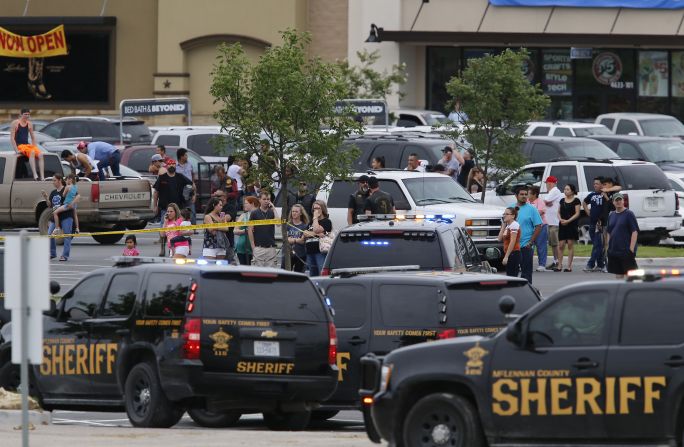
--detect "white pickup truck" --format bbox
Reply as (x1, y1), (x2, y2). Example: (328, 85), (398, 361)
(0, 152), (154, 244)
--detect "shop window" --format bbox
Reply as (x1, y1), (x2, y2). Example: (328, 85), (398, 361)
(542, 48), (572, 120)
(426, 47), (461, 113)
(575, 49), (636, 119)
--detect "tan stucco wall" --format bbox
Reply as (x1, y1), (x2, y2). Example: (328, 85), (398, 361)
(308, 0), (348, 62)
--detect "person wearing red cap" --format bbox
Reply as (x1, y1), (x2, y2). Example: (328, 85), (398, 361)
(77, 140), (121, 180)
(543, 175), (563, 271)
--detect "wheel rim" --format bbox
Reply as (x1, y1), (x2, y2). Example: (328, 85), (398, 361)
(413, 404), (464, 447)
(132, 374), (152, 417)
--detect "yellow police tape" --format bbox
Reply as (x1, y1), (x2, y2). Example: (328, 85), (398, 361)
(0, 219), (285, 240)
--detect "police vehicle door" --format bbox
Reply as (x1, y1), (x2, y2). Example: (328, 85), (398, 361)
(488, 289), (614, 440)
(38, 274), (106, 397)
(324, 282), (371, 403)
(86, 272), (139, 397)
(604, 286), (684, 441)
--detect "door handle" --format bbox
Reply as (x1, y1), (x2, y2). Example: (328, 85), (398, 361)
(115, 329), (131, 336)
(572, 358), (598, 369)
(349, 337), (367, 346)
(665, 356), (684, 367)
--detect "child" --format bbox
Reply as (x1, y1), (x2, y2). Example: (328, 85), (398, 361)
(169, 208), (193, 258)
(52, 174), (80, 235)
(122, 235), (140, 256)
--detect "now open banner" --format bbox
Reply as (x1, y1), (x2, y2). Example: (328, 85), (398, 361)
(490, 0), (684, 8)
(0, 25), (68, 58)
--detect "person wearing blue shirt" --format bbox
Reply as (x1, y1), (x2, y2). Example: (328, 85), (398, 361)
(509, 186), (542, 283)
(582, 177), (606, 272)
(77, 140), (121, 180)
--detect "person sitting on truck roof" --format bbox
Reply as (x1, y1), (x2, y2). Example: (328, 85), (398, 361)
(10, 108), (45, 181)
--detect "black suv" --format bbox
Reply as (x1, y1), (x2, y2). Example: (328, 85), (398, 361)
(314, 271), (540, 420)
(363, 270), (684, 446)
(320, 216), (498, 276)
(521, 136), (619, 163)
(344, 134), (450, 170)
(41, 116), (153, 145)
(590, 135), (684, 170)
(0, 258), (337, 430)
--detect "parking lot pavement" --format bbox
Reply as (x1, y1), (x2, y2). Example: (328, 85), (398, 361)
(2, 411), (372, 447)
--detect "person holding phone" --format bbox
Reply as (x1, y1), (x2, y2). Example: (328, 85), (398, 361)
(248, 190), (279, 267)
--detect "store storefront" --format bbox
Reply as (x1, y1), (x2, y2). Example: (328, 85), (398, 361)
(426, 45), (684, 121)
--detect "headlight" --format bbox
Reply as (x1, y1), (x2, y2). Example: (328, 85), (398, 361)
(379, 364), (393, 393)
(466, 219), (488, 226)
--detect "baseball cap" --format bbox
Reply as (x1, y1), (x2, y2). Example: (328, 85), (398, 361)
(441, 146), (453, 153)
(77, 141), (88, 150)
(150, 154), (163, 162)
(166, 159), (176, 167)
(612, 192), (624, 201)
(545, 176), (558, 183)
(357, 175), (370, 183)
(368, 176), (379, 188)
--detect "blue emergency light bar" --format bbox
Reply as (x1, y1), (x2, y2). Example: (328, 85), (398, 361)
(361, 240), (390, 246)
(357, 213), (456, 222)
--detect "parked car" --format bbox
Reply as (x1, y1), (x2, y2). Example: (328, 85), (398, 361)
(0, 119), (51, 132)
(120, 145), (205, 180)
(318, 170), (505, 260)
(525, 121), (612, 137)
(151, 126), (240, 162)
(41, 116), (153, 145)
(596, 113), (684, 138)
(0, 131), (56, 153)
(590, 135), (684, 171)
(664, 172), (684, 242)
(379, 109), (451, 127)
(476, 159), (681, 244)
(343, 134), (452, 171)
(520, 137), (619, 163)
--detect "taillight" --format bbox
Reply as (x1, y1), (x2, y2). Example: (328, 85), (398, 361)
(328, 322), (337, 365)
(623, 193), (629, 209)
(182, 318), (201, 360)
(321, 267), (331, 276)
(437, 329), (457, 339)
(187, 281), (197, 313)
(91, 183), (100, 203)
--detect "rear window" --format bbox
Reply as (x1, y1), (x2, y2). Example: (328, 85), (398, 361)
(616, 165), (671, 190)
(200, 273), (326, 321)
(574, 126), (611, 137)
(144, 273), (192, 317)
(329, 233), (443, 270)
(126, 148), (156, 172)
(123, 123), (153, 144)
(446, 281), (540, 326)
(155, 135), (180, 146)
(379, 284), (441, 326)
(187, 134), (237, 158)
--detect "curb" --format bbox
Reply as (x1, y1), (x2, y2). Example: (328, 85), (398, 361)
(536, 256), (684, 268)
(0, 409), (51, 428)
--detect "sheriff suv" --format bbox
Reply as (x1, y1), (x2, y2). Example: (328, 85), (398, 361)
(320, 215), (500, 276)
(0, 258), (338, 430)
(362, 269), (684, 447)
(314, 270), (541, 424)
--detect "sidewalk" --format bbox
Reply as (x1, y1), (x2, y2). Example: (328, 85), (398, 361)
(537, 256), (684, 269)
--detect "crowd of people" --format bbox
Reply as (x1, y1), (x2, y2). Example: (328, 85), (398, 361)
(498, 175), (640, 282)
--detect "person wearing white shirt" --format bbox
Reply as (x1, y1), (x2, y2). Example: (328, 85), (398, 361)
(543, 175), (563, 271)
(404, 153), (426, 172)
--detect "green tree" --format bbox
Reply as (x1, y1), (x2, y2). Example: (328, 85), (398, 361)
(210, 29), (362, 269)
(337, 49), (408, 103)
(443, 49), (549, 202)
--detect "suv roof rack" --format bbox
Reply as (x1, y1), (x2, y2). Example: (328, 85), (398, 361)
(111, 256), (231, 267)
(547, 157), (615, 164)
(626, 268), (682, 282)
(329, 265), (421, 278)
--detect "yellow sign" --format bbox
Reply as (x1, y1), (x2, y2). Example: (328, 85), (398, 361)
(336, 352), (351, 382)
(260, 330), (278, 338)
(236, 361), (294, 374)
(40, 342), (117, 376)
(492, 375), (667, 416)
(209, 327), (232, 356)
(0, 25), (68, 58)
(464, 342), (488, 375)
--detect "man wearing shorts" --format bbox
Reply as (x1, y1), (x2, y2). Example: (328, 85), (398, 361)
(543, 175), (563, 271)
(606, 192), (639, 278)
(10, 108), (45, 181)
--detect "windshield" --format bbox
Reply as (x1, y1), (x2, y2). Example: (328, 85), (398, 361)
(404, 177), (476, 204)
(422, 113), (449, 126)
(123, 123), (153, 144)
(639, 118), (684, 137)
(574, 126), (611, 136)
(638, 141), (684, 163)
(329, 234), (444, 270)
(562, 141), (619, 160)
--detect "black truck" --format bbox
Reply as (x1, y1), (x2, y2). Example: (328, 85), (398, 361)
(362, 270), (684, 446)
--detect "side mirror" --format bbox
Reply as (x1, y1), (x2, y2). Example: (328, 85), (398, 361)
(44, 299), (57, 317)
(485, 247), (501, 262)
(50, 280), (61, 295)
(505, 321), (523, 346)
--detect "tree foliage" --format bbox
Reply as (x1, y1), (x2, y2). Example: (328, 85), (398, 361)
(443, 49), (549, 202)
(337, 49), (407, 102)
(210, 29), (362, 269)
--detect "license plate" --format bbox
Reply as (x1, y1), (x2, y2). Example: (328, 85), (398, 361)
(645, 197), (663, 210)
(254, 341), (280, 357)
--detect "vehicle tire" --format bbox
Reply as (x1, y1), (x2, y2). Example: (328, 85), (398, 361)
(38, 207), (64, 246)
(124, 362), (183, 428)
(91, 227), (125, 245)
(126, 220), (148, 231)
(187, 408), (241, 428)
(310, 410), (339, 422)
(263, 410), (311, 431)
(402, 393), (485, 447)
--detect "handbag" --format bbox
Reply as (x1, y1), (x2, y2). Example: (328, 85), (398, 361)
(318, 231), (336, 253)
(305, 237), (320, 255)
(215, 229), (230, 249)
